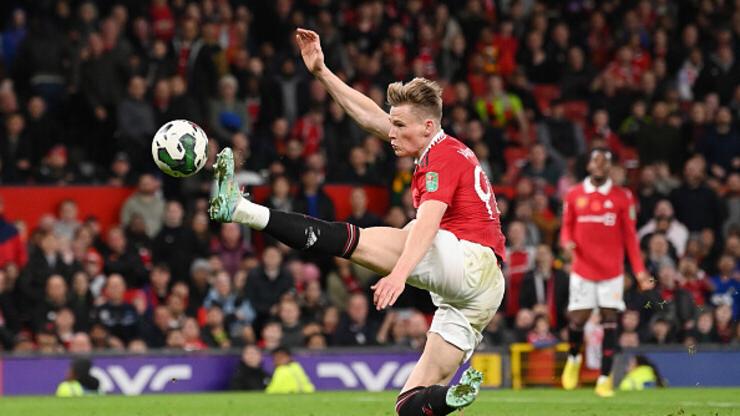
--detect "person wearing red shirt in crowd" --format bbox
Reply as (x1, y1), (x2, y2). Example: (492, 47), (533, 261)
(0, 197), (27, 269)
(209, 28), (508, 415)
(560, 148), (654, 397)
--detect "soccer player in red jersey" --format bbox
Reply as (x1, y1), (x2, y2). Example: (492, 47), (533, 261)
(559, 148), (654, 397)
(209, 29), (507, 414)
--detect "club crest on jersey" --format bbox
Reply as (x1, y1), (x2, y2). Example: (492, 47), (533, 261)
(604, 200), (614, 209)
(425, 172), (439, 192)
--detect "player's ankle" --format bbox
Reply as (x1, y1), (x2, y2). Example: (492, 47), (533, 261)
(233, 197), (269, 229)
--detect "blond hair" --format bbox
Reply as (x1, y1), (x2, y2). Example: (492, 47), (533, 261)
(386, 77), (443, 123)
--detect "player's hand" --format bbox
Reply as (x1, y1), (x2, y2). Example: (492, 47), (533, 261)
(636, 271), (655, 291)
(562, 241), (576, 259)
(371, 272), (407, 311)
(295, 28), (325, 75)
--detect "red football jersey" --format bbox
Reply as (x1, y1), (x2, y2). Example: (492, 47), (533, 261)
(560, 179), (646, 281)
(411, 132), (506, 260)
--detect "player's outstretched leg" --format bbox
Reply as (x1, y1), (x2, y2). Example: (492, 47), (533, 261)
(209, 148), (407, 274)
(395, 367), (483, 416)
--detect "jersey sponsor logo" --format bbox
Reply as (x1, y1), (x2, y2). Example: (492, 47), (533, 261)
(425, 172), (439, 192)
(604, 200), (613, 209)
(577, 213), (617, 226)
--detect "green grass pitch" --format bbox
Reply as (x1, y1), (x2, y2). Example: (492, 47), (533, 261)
(1, 388), (739, 416)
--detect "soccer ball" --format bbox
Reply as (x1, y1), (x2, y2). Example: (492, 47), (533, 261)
(151, 119), (208, 177)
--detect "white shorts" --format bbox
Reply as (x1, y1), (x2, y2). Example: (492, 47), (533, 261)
(408, 229), (505, 362)
(567, 273), (625, 311)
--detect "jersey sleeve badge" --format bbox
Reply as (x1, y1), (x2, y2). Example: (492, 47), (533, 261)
(425, 172), (439, 192)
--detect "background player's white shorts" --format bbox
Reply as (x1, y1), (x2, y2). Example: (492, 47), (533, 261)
(567, 272), (625, 311)
(407, 229), (505, 362)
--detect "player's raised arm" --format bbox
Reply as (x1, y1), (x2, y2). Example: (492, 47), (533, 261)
(296, 28), (391, 141)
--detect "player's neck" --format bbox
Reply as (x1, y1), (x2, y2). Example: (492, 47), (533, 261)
(588, 176), (608, 187)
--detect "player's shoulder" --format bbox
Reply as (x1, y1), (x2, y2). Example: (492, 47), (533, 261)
(564, 183), (585, 198)
(610, 184), (634, 201)
(429, 135), (475, 164)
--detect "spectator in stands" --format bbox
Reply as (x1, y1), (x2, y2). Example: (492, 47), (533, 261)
(651, 264), (697, 330)
(646, 318), (675, 345)
(699, 107), (739, 180)
(120, 174), (165, 238)
(724, 173), (740, 236)
(714, 304), (736, 343)
(277, 298), (304, 348)
(19, 231), (76, 309)
(263, 175), (293, 213)
(93, 274), (139, 344)
(678, 257), (711, 308)
(53, 200), (81, 241)
(103, 226), (147, 288)
(209, 75), (251, 145)
(0, 112), (32, 183)
(230, 344), (268, 391)
(116, 76), (156, 170)
(520, 143), (562, 186)
(527, 314), (558, 348)
(519, 245), (569, 331)
(537, 99), (586, 165)
(293, 169), (335, 221)
(202, 304), (231, 349)
(670, 156), (723, 234)
(204, 271), (255, 338)
(70, 271), (93, 332)
(153, 201), (197, 282)
(504, 221), (535, 319)
(636, 102), (685, 173)
(638, 200), (689, 257)
(245, 246), (293, 330)
(345, 187), (382, 228)
(709, 255), (740, 320)
(0, 197), (27, 268)
(475, 75), (528, 134)
(142, 264), (170, 312)
(334, 293), (378, 346)
(32, 274), (69, 332)
(694, 45), (738, 104)
(210, 223), (250, 278)
(142, 305), (173, 348)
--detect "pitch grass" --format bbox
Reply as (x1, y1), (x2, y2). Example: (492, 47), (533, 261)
(1, 388), (739, 416)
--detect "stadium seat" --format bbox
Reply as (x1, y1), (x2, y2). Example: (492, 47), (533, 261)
(532, 84), (561, 114)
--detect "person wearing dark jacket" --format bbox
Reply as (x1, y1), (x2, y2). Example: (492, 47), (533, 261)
(32, 274), (70, 332)
(93, 275), (140, 344)
(245, 246), (294, 333)
(152, 201), (197, 283)
(19, 232), (77, 310)
(293, 170), (336, 221)
(670, 156), (723, 234)
(103, 226), (147, 288)
(518, 245), (570, 331)
(230, 345), (269, 391)
(333, 293), (379, 346)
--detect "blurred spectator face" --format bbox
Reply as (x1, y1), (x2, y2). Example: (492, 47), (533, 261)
(166, 330), (186, 348)
(279, 300), (301, 326)
(717, 255), (735, 276)
(262, 246), (282, 270)
(262, 322), (283, 347)
(652, 320), (670, 341)
(349, 147), (367, 170)
(623, 310), (640, 332)
(55, 308), (75, 333)
(715, 305), (732, 326)
(37, 332), (60, 353)
(242, 345), (262, 367)
(649, 234), (669, 257)
(350, 188), (368, 214)
(658, 264), (677, 289)
(153, 307), (173, 331)
(154, 79), (171, 102)
(619, 332), (640, 347)
(487, 76), (504, 95)
(220, 223), (241, 247)
(138, 174), (159, 195)
(59, 200), (78, 222)
(167, 294), (185, 317)
(182, 19), (199, 41)
(151, 265), (170, 291)
(304, 280), (322, 304)
(347, 294), (368, 324)
(28, 96), (46, 119)
(534, 245), (553, 270)
(6, 113), (24, 136)
(654, 200), (675, 220)
(716, 107), (732, 128)
(164, 201), (184, 228)
(72, 271), (89, 296)
(214, 272), (231, 297)
(128, 77), (147, 100)
(182, 318), (201, 341)
(271, 176), (290, 199)
(107, 227), (127, 254)
(690, 102), (707, 124)
(106, 275), (126, 304)
(530, 144), (547, 167)
(507, 221), (526, 247)
(206, 306), (224, 327)
(652, 102), (669, 121)
(46, 275), (67, 304)
(128, 339), (147, 353)
(219, 75), (238, 100)
(40, 232), (58, 255)
(322, 306), (339, 333)
(69, 333), (92, 353)
(307, 334), (327, 350)
(684, 157), (705, 185)
(286, 139), (303, 160)
(697, 312), (714, 333)
(515, 309), (535, 330)
(170, 76), (187, 96)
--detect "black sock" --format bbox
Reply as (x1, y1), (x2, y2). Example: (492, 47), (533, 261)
(601, 321), (617, 376)
(263, 209), (360, 259)
(396, 385), (454, 416)
(568, 325), (584, 358)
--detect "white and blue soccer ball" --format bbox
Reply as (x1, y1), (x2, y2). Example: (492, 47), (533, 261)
(151, 119), (208, 177)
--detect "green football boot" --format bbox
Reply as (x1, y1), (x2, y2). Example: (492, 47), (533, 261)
(208, 147), (241, 222)
(446, 367), (483, 409)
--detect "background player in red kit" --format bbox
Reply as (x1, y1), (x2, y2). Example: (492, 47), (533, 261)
(560, 148), (654, 397)
(208, 29), (507, 415)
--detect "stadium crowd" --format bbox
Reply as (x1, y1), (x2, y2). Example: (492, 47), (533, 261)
(0, 0), (739, 357)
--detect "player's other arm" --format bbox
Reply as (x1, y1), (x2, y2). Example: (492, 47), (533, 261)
(372, 200), (447, 310)
(560, 191), (577, 256)
(296, 28), (391, 140)
(621, 190), (654, 290)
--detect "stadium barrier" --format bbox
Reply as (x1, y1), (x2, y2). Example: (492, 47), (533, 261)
(1, 345), (737, 395)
